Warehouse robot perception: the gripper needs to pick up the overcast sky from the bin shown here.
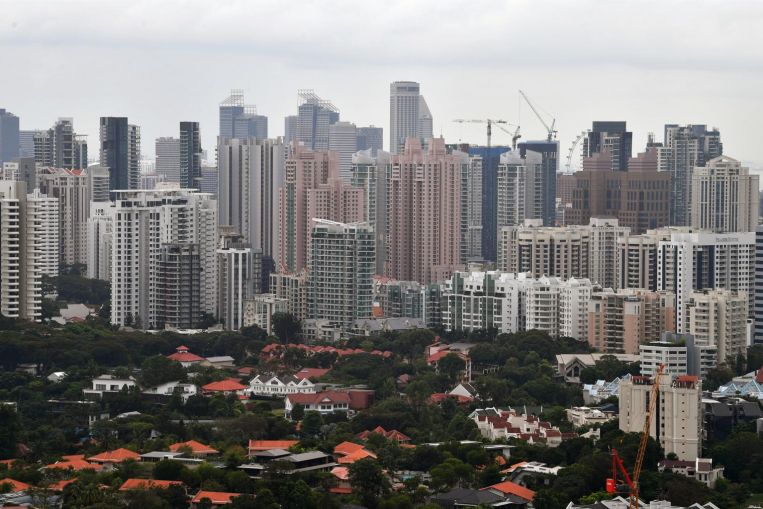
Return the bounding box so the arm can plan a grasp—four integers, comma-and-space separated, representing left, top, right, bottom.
2, 0, 763, 170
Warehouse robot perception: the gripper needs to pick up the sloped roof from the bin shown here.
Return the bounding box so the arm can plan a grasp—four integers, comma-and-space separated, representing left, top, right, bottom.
45, 458, 102, 471
0, 479, 30, 492
202, 379, 247, 392
119, 479, 184, 491
169, 440, 218, 454
88, 448, 140, 463
337, 448, 377, 464
287, 391, 351, 405
334, 441, 365, 456
485, 480, 536, 501
191, 491, 241, 504
248, 439, 298, 451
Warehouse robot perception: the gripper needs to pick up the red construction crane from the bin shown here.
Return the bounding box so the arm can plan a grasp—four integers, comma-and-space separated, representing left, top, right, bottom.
606, 363, 665, 509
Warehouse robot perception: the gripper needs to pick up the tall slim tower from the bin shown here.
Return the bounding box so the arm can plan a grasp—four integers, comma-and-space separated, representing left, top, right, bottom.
100, 117, 140, 190
179, 121, 202, 189
219, 90, 268, 140
691, 155, 758, 233
296, 90, 339, 150
0, 109, 19, 165
389, 81, 420, 155
155, 137, 181, 183
328, 121, 358, 181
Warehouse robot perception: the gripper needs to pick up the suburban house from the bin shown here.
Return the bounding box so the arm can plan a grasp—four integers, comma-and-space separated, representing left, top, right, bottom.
88, 448, 141, 465
248, 373, 318, 398
470, 407, 574, 446
658, 458, 724, 488
565, 406, 617, 428
284, 390, 375, 419
555, 353, 639, 384
167, 346, 205, 368
201, 379, 248, 397
191, 491, 242, 508
248, 440, 299, 456
329, 466, 352, 495
45, 455, 102, 472
142, 381, 198, 402
483, 480, 536, 505
426, 341, 475, 382
169, 440, 218, 457
83, 375, 137, 399
119, 479, 185, 491
333, 441, 377, 465
430, 487, 530, 508
356, 426, 411, 444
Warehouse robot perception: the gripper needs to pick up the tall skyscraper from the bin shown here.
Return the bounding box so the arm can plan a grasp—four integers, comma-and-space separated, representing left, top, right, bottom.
389, 81, 426, 155
663, 124, 722, 225
278, 144, 365, 273
518, 140, 559, 226
18, 130, 35, 159
179, 121, 202, 189
87, 202, 114, 280
351, 149, 390, 274
308, 219, 375, 328
217, 137, 285, 276
284, 116, 298, 147
462, 154, 483, 261
100, 117, 140, 190
0, 181, 59, 321
496, 150, 541, 231
690, 155, 758, 233
155, 137, 181, 183
386, 138, 465, 283
110, 188, 217, 328
583, 121, 632, 171
30, 119, 88, 170
296, 90, 339, 150
417, 96, 433, 143
0, 109, 19, 165
217, 230, 259, 330
356, 126, 383, 156
38, 168, 92, 267
468, 145, 509, 262
328, 121, 357, 181
219, 90, 268, 140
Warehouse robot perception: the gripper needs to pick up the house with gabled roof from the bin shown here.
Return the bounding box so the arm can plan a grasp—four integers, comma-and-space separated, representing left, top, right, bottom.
169, 440, 218, 456
167, 346, 205, 367
248, 373, 318, 398
88, 448, 141, 464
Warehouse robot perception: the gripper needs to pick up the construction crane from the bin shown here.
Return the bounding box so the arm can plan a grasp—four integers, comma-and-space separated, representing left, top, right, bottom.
452, 119, 521, 149
607, 363, 665, 509
564, 130, 590, 172
519, 90, 557, 142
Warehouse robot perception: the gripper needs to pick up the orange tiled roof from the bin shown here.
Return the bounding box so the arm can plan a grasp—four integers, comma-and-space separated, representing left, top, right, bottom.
48, 479, 77, 492
119, 479, 183, 491
333, 441, 365, 456
46, 458, 102, 471
169, 440, 218, 454
191, 491, 241, 504
202, 379, 247, 392
247, 439, 298, 452
0, 479, 30, 492
337, 448, 377, 464
88, 448, 140, 463
484, 480, 536, 501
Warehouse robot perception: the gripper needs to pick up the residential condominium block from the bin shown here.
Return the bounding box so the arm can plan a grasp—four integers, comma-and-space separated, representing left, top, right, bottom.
328, 121, 357, 181
86, 201, 114, 280
110, 188, 217, 329
619, 374, 702, 460
462, 154, 483, 262
217, 230, 260, 331
685, 289, 748, 365
351, 149, 391, 275
269, 270, 309, 321
640, 333, 717, 379
100, 117, 141, 190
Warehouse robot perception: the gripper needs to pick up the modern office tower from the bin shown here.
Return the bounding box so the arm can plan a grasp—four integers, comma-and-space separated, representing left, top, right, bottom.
38, 168, 91, 266
296, 90, 339, 150
386, 138, 465, 283
328, 121, 358, 181
656, 229, 755, 332
685, 289, 748, 365
88, 165, 111, 202
179, 121, 202, 189
756, 225, 763, 344
308, 219, 375, 328
351, 149, 390, 274
566, 148, 671, 233
498, 220, 591, 280
443, 271, 531, 333
582, 121, 632, 171
219, 90, 268, 140
691, 155, 759, 233
417, 96, 433, 143
619, 374, 702, 460
100, 117, 141, 190
588, 217, 630, 289
74, 135, 88, 169
389, 81, 422, 155
469, 145, 509, 261
462, 154, 483, 261
278, 144, 364, 273
86, 202, 114, 280
356, 126, 383, 155
155, 244, 201, 329
18, 130, 35, 159
496, 150, 540, 231
0, 109, 19, 164
0, 181, 58, 320
269, 270, 309, 321
217, 230, 259, 330
640, 333, 717, 378
110, 189, 217, 328
518, 140, 559, 226
284, 115, 298, 147
587, 288, 676, 354
155, 137, 180, 183
218, 137, 285, 274
243, 293, 288, 334
524, 276, 593, 339
200, 164, 218, 198
664, 124, 723, 225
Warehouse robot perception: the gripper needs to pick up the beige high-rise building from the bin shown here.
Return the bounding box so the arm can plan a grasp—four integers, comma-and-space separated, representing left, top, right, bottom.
269, 270, 309, 321
619, 375, 702, 461
386, 137, 465, 283
691, 155, 759, 233
38, 168, 91, 267
278, 144, 364, 273
616, 230, 670, 290
588, 217, 630, 290
587, 288, 676, 354
685, 289, 748, 364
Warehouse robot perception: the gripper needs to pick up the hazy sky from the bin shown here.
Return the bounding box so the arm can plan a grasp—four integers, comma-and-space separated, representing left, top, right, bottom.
2, 0, 763, 170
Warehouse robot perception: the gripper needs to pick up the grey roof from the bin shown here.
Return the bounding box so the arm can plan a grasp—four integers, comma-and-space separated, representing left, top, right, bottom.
253, 448, 291, 458
140, 451, 185, 459
286, 451, 331, 462
205, 356, 235, 363
431, 487, 505, 506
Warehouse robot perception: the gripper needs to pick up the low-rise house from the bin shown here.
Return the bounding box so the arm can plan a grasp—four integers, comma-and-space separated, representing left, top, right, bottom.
247, 440, 299, 457
119, 479, 185, 491
282, 451, 336, 474
502, 461, 561, 487
430, 487, 528, 508
470, 407, 574, 446
566, 406, 617, 428
427, 341, 475, 382
713, 366, 763, 400
0, 479, 30, 493
658, 458, 724, 488
329, 466, 352, 494
703, 396, 763, 441
582, 375, 632, 405
260, 343, 392, 362
450, 383, 479, 400
169, 440, 218, 457
248, 373, 318, 398
83, 375, 138, 399
89, 448, 141, 466
555, 353, 639, 383
284, 389, 375, 419
350, 317, 426, 337
167, 346, 205, 368
201, 379, 247, 397
191, 491, 242, 508
142, 381, 198, 402
333, 441, 377, 465
483, 480, 536, 504
47, 371, 66, 383
356, 426, 411, 444
45, 455, 102, 472
204, 356, 235, 369
563, 496, 721, 509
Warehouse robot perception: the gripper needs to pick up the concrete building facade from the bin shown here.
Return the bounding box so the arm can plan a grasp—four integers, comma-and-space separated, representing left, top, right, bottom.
690, 155, 758, 233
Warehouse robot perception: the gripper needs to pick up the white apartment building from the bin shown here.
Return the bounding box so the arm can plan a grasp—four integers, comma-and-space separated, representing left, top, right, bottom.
217, 232, 258, 330
559, 277, 592, 340
685, 289, 748, 364
690, 155, 759, 233
619, 375, 702, 460
328, 121, 357, 182
110, 189, 217, 329
26, 187, 59, 279
270, 270, 309, 321
496, 150, 541, 229
640, 338, 716, 379
86, 202, 114, 280
589, 217, 630, 290
243, 293, 287, 334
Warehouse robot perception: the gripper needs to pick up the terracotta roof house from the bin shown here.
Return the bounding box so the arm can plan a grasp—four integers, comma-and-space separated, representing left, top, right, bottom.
45, 456, 102, 472
356, 426, 411, 444
169, 440, 218, 456
0, 479, 30, 493
247, 440, 299, 456
167, 346, 205, 367
329, 466, 352, 494
484, 480, 536, 502
191, 491, 242, 507
337, 448, 377, 464
333, 441, 365, 456
48, 479, 78, 492
88, 448, 141, 464
201, 379, 248, 396
119, 479, 184, 491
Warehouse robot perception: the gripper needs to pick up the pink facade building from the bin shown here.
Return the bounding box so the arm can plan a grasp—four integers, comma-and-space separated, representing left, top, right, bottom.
278, 144, 365, 272
386, 138, 465, 283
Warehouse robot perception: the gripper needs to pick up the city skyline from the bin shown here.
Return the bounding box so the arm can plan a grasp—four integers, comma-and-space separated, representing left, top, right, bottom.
2, 1, 763, 170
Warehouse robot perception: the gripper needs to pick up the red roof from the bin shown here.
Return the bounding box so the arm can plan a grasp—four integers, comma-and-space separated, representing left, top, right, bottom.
295, 367, 330, 380
485, 480, 536, 501
202, 379, 247, 392
334, 441, 365, 456
191, 491, 241, 504
329, 487, 353, 494
88, 448, 140, 463
287, 391, 351, 406
168, 352, 205, 363
331, 466, 350, 480
756, 368, 763, 384
357, 426, 411, 442
0, 479, 30, 492
248, 440, 299, 452
169, 440, 218, 454
119, 479, 184, 491
337, 448, 377, 464
46, 458, 102, 471
48, 479, 77, 492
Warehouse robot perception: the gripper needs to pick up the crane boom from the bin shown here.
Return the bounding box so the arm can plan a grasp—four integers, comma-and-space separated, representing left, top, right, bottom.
519, 90, 557, 142
452, 118, 518, 149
